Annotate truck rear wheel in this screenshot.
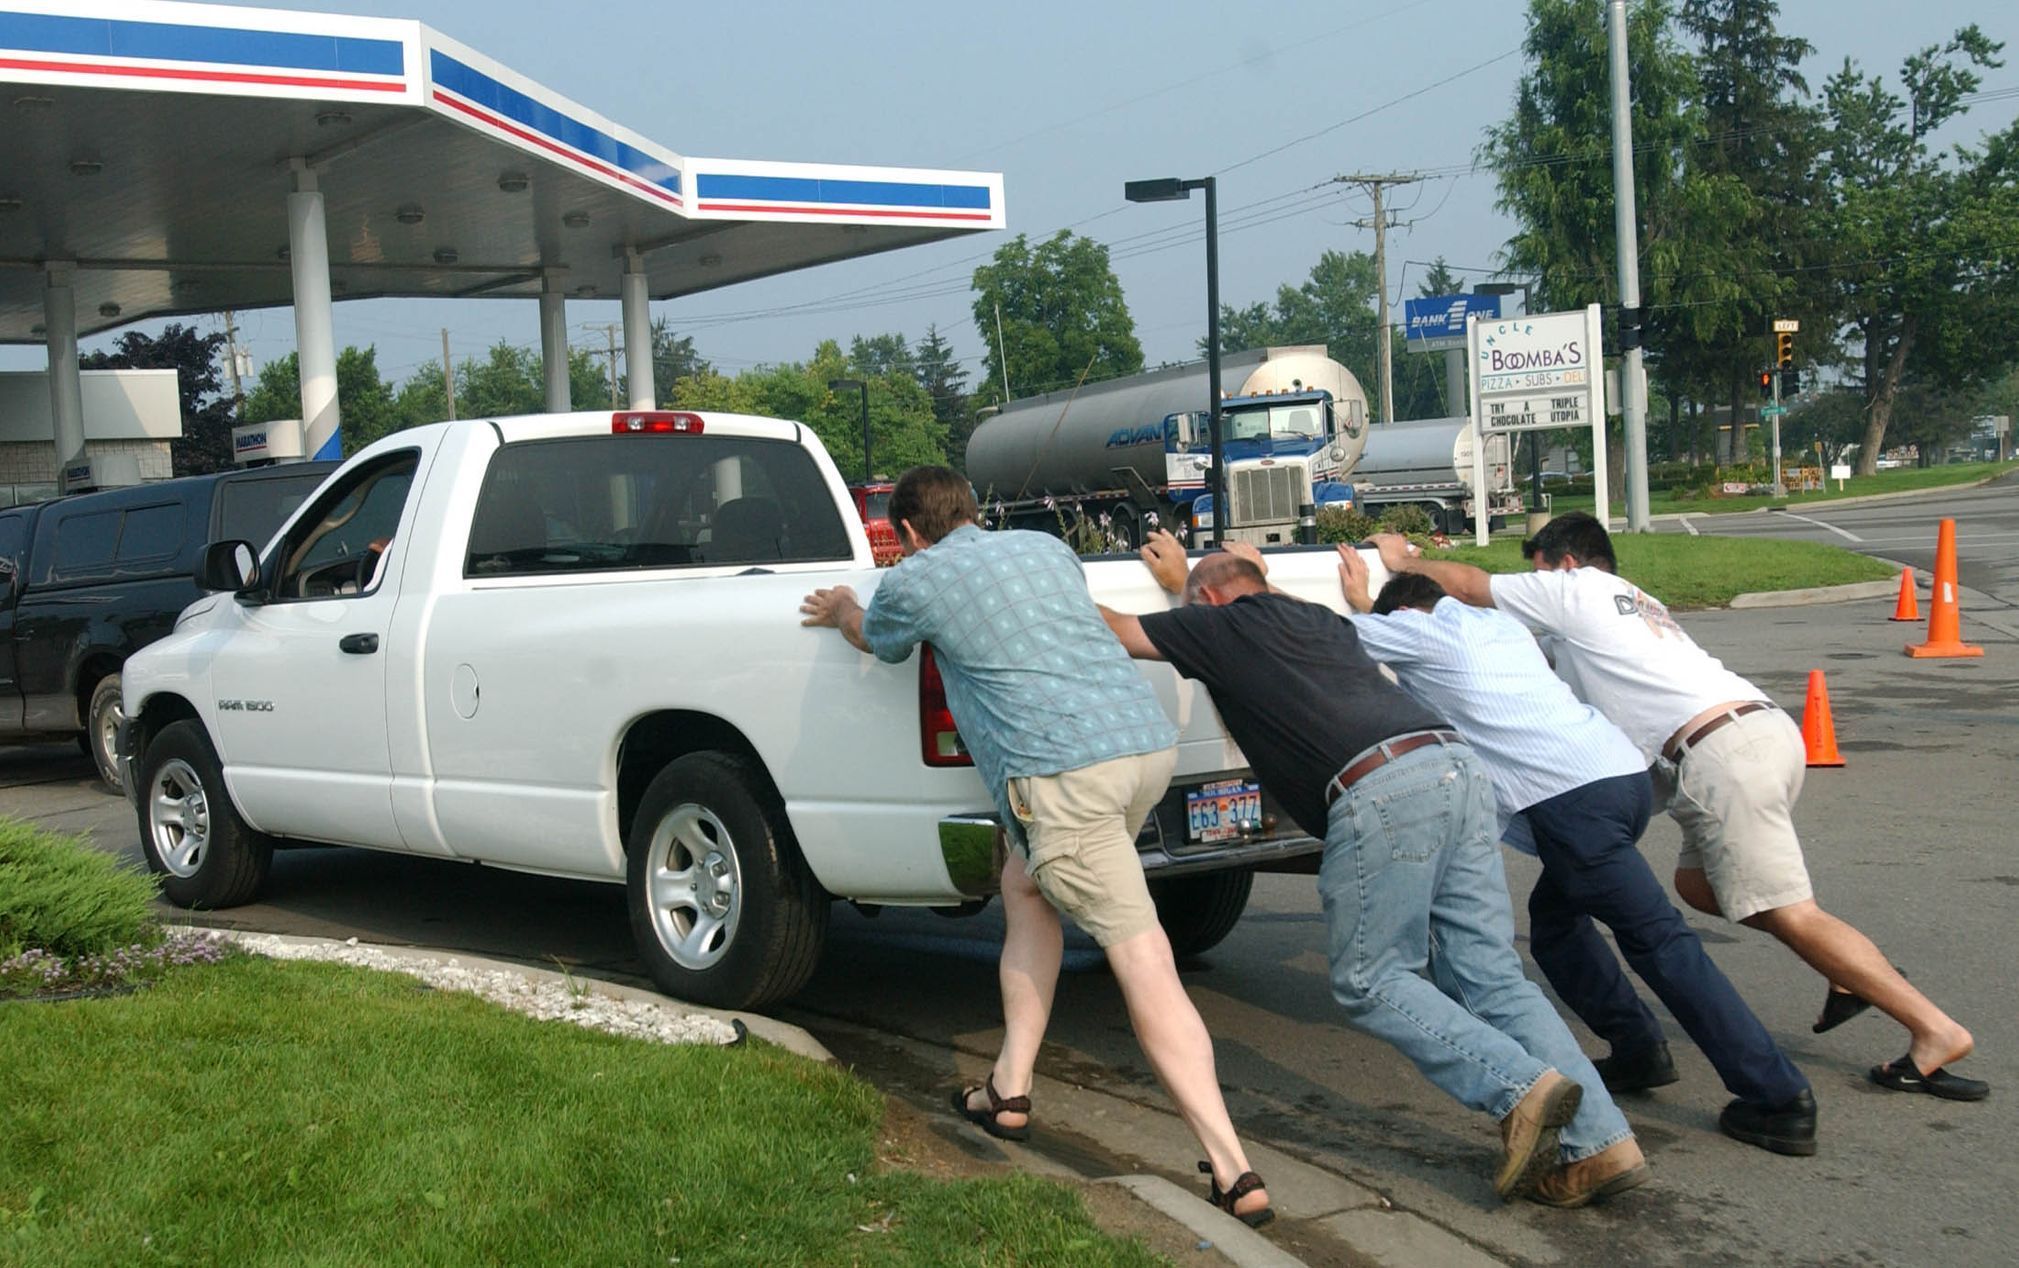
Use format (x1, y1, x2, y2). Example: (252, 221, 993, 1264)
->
(86, 673, 126, 795)
(1149, 869, 1254, 958)
(625, 752, 828, 1009)
(136, 720, 272, 908)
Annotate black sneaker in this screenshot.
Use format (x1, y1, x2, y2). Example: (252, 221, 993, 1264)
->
(1719, 1089, 1818, 1156)
(1594, 1041, 1679, 1093)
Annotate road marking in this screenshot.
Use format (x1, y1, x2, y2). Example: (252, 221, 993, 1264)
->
(1772, 509, 1863, 542)
(1680, 514, 1699, 537)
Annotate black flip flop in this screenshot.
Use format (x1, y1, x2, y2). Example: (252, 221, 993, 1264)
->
(1813, 988, 1871, 1033)
(952, 1074, 1032, 1141)
(1869, 1053, 1989, 1102)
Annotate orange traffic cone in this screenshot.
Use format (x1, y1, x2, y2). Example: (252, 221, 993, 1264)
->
(1801, 670, 1845, 767)
(1906, 518, 1983, 659)
(1889, 567, 1920, 622)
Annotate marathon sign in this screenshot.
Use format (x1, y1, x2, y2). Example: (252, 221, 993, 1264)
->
(232, 419, 306, 466)
(1403, 293, 1506, 351)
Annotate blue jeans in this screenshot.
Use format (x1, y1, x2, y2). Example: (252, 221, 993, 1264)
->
(1524, 771, 1810, 1107)
(1320, 742, 1632, 1161)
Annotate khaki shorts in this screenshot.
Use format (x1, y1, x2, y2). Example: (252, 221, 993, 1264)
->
(1007, 747, 1177, 947)
(1653, 708, 1813, 922)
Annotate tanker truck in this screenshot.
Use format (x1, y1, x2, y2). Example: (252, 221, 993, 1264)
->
(964, 346, 1369, 548)
(1352, 417, 1524, 534)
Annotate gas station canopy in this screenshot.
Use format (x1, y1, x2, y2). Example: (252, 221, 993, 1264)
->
(0, 0, 1005, 476)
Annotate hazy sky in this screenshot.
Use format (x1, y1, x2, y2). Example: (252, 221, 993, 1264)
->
(7, 0, 2013, 393)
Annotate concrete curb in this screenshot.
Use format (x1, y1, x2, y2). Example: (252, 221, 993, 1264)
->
(1100, 1176, 1306, 1268)
(1600, 468, 2014, 527)
(1727, 575, 1904, 609)
(193, 928, 834, 1063)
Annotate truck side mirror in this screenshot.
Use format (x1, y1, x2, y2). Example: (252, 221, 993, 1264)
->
(197, 540, 261, 594)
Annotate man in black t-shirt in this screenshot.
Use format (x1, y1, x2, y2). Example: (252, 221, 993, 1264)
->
(1097, 540, 1623, 1205)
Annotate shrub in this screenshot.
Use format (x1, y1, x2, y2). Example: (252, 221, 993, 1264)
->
(0, 819, 160, 959)
(1377, 504, 1437, 538)
(1315, 505, 1379, 544)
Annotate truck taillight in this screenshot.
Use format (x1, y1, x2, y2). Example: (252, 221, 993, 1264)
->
(919, 645, 970, 767)
(613, 411, 704, 434)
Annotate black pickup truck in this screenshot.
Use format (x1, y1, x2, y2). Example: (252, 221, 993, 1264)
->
(0, 462, 335, 791)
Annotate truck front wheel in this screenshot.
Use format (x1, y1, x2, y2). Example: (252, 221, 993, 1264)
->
(1149, 869, 1254, 958)
(625, 752, 828, 1009)
(135, 720, 272, 908)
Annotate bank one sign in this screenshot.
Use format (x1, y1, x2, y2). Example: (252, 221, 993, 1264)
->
(1465, 303, 1608, 543)
(1403, 293, 1506, 351)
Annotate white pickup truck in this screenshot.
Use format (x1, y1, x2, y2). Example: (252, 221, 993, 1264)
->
(117, 410, 1340, 1008)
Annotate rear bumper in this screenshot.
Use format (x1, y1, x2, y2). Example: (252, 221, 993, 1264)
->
(937, 768, 1321, 899)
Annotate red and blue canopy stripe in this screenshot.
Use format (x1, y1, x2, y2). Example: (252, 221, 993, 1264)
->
(0, 9, 404, 92)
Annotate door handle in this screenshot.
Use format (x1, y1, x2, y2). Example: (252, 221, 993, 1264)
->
(338, 633, 379, 655)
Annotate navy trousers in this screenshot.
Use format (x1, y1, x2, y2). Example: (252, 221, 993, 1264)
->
(1523, 770, 1810, 1107)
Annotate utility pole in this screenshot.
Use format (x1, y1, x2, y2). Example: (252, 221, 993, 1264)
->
(585, 322, 624, 408)
(1340, 172, 1422, 427)
(222, 309, 247, 416)
(1608, 0, 1651, 530)
(439, 328, 456, 421)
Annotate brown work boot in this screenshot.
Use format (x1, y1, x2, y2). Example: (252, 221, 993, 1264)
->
(1494, 1070, 1583, 1200)
(1530, 1137, 1650, 1209)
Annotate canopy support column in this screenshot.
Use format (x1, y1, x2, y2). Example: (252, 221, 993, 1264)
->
(622, 252, 654, 410)
(43, 264, 88, 492)
(288, 162, 342, 461)
(540, 273, 570, 413)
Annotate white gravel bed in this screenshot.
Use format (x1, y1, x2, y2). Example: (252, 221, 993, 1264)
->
(229, 933, 740, 1047)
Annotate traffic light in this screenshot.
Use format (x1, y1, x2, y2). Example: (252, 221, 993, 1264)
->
(1775, 330, 1795, 368)
(1758, 369, 1774, 399)
(1779, 366, 1798, 397)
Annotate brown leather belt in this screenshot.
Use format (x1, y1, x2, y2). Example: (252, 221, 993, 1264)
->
(1324, 729, 1466, 805)
(1663, 701, 1775, 765)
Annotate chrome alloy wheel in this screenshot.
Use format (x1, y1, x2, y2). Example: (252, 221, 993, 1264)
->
(95, 695, 125, 790)
(645, 804, 744, 970)
(148, 758, 211, 877)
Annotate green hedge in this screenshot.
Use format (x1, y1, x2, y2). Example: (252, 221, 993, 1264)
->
(0, 819, 159, 959)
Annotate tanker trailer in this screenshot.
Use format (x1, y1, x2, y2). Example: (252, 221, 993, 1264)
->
(964, 345, 1369, 549)
(1351, 417, 1524, 534)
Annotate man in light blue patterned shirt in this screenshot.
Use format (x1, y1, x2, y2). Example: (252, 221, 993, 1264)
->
(800, 466, 1274, 1226)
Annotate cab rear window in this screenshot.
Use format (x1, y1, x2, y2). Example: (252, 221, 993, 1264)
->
(466, 434, 852, 577)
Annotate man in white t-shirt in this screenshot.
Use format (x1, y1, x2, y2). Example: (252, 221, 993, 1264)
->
(1374, 512, 1987, 1143)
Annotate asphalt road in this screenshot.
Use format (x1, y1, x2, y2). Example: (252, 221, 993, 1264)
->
(1660, 471, 2019, 617)
(7, 478, 2015, 1267)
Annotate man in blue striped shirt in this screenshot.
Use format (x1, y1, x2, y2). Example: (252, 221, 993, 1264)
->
(1337, 548, 1813, 1182)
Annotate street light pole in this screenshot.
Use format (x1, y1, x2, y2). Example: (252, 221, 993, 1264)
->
(1126, 175, 1225, 545)
(1608, 0, 1651, 531)
(827, 377, 871, 480)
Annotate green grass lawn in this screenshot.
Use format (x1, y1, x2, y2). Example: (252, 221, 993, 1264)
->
(0, 957, 1163, 1267)
(1547, 458, 2017, 517)
(1438, 534, 1895, 609)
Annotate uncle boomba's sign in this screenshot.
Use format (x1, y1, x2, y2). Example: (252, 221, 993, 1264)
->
(1465, 303, 1610, 544)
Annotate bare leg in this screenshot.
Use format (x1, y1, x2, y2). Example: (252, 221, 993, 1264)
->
(967, 852, 1060, 1131)
(1104, 923, 1270, 1221)
(1742, 899, 1974, 1072)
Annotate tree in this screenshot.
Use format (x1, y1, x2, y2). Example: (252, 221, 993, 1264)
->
(912, 324, 975, 468)
(240, 347, 402, 453)
(647, 318, 708, 407)
(1819, 26, 2012, 472)
(80, 323, 234, 474)
(847, 333, 915, 381)
(668, 339, 947, 480)
(1484, 0, 1752, 496)
(1675, 0, 1826, 426)
(1415, 258, 1466, 299)
(971, 231, 1142, 405)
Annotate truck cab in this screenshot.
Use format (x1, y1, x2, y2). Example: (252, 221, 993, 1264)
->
(1186, 387, 1365, 545)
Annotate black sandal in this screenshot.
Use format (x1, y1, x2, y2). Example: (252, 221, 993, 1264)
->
(1815, 966, 1903, 1033)
(1198, 1160, 1274, 1229)
(1870, 1053, 1989, 1102)
(952, 1074, 1032, 1141)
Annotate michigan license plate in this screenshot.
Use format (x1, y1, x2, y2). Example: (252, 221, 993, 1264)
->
(1186, 779, 1262, 844)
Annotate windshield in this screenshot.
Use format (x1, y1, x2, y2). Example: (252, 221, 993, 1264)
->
(861, 490, 891, 520)
(1223, 400, 1326, 444)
